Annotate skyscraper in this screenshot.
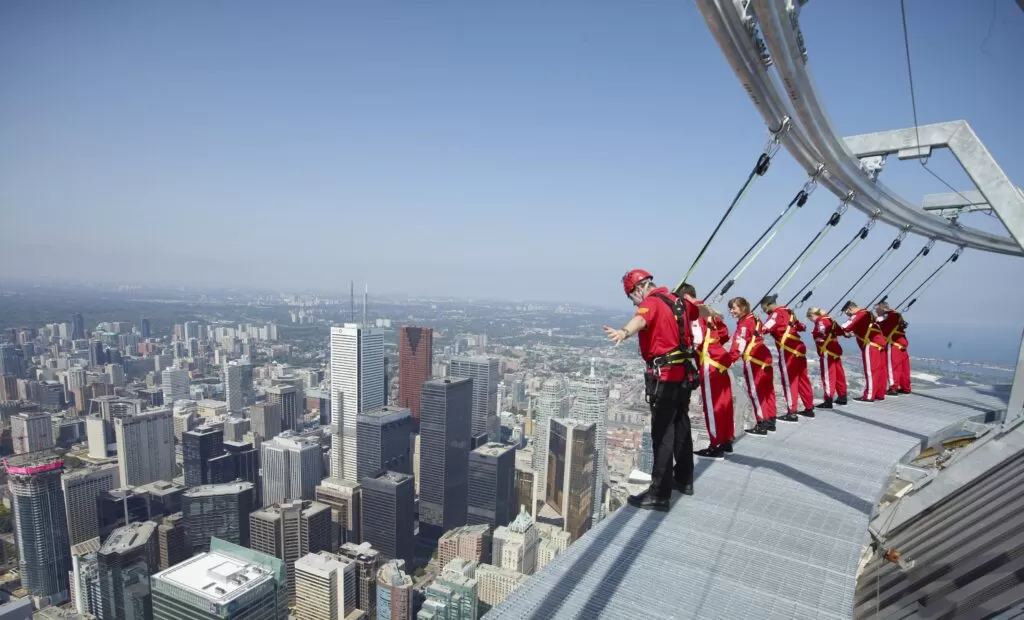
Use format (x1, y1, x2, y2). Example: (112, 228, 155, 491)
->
(62, 463, 120, 546)
(96, 520, 159, 620)
(532, 377, 569, 510)
(160, 367, 189, 404)
(223, 361, 243, 413)
(338, 542, 381, 617)
(249, 500, 332, 602)
(491, 507, 539, 576)
(356, 406, 413, 483)
(467, 443, 516, 529)
(397, 326, 433, 421)
(266, 385, 300, 432)
(6, 451, 73, 607)
(376, 560, 414, 620)
(183, 426, 224, 487)
(260, 432, 323, 506)
(573, 361, 609, 523)
(182, 482, 255, 552)
(11, 411, 55, 454)
(448, 357, 500, 443)
(329, 323, 385, 482)
(89, 340, 106, 368)
(419, 378, 472, 541)
(361, 472, 415, 568)
(250, 402, 282, 441)
(115, 407, 175, 488)
(546, 418, 596, 543)
(294, 551, 357, 620)
(420, 558, 479, 620)
(140, 317, 151, 339)
(72, 313, 85, 341)
(315, 478, 362, 550)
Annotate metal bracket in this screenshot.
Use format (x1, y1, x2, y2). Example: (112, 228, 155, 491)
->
(859, 155, 886, 182)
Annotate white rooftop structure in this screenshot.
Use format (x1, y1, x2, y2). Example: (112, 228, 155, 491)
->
(154, 549, 274, 604)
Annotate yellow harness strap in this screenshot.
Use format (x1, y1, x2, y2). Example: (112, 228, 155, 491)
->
(699, 328, 729, 373)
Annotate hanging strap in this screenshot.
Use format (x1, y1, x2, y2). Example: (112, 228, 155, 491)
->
(828, 229, 909, 315)
(897, 247, 963, 312)
(787, 216, 875, 308)
(869, 240, 935, 306)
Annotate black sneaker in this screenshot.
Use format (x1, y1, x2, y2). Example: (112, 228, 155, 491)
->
(745, 424, 768, 438)
(835, 396, 848, 405)
(721, 441, 734, 453)
(817, 400, 833, 409)
(765, 419, 777, 432)
(853, 397, 874, 403)
(628, 490, 670, 511)
(672, 481, 694, 495)
(799, 408, 816, 418)
(694, 446, 725, 460)
(898, 389, 911, 395)
(887, 389, 900, 397)
(778, 413, 800, 423)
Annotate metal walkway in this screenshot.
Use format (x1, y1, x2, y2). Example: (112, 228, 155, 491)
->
(484, 384, 1009, 620)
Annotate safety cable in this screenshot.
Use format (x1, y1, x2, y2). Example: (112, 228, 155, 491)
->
(675, 121, 788, 295)
(897, 247, 963, 312)
(760, 195, 852, 302)
(828, 229, 909, 315)
(786, 217, 874, 308)
(705, 168, 822, 302)
(869, 239, 935, 306)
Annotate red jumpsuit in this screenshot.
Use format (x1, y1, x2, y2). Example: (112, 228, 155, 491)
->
(811, 315, 848, 401)
(728, 313, 776, 423)
(762, 306, 815, 413)
(877, 310, 911, 393)
(695, 316, 735, 448)
(841, 309, 888, 401)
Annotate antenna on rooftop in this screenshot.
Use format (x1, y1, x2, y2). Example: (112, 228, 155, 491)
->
(350, 281, 355, 323)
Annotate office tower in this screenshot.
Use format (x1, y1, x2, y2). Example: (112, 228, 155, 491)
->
(250, 402, 283, 440)
(63, 463, 120, 545)
(0, 343, 22, 378)
(90, 340, 106, 368)
(140, 318, 151, 339)
(361, 472, 414, 567)
(491, 507, 539, 576)
(397, 326, 433, 421)
(72, 313, 86, 340)
(329, 323, 385, 482)
(532, 377, 569, 506)
(419, 378, 472, 541)
(637, 429, 654, 474)
(96, 521, 159, 620)
(546, 418, 596, 543)
(150, 538, 287, 620)
(172, 407, 196, 444)
(69, 365, 88, 392)
(249, 501, 332, 602)
(157, 513, 190, 570)
(115, 407, 175, 487)
(224, 416, 250, 442)
(106, 363, 125, 387)
(182, 482, 255, 552)
(437, 524, 492, 569)
(71, 539, 102, 616)
(136, 480, 186, 517)
(183, 426, 225, 487)
(97, 488, 150, 542)
(223, 361, 243, 413)
(315, 478, 362, 549)
(356, 406, 413, 482)
(514, 468, 534, 518)
(377, 560, 413, 620)
(338, 542, 381, 617)
(259, 432, 323, 506)
(475, 564, 528, 613)
(536, 528, 571, 572)
(239, 362, 255, 406)
(160, 367, 189, 404)
(11, 411, 55, 454)
(294, 551, 357, 620)
(467, 443, 516, 529)
(419, 558, 478, 620)
(217, 441, 260, 502)
(6, 451, 73, 607)
(266, 385, 300, 432)
(183, 321, 200, 341)
(574, 362, 609, 523)
(448, 357, 500, 443)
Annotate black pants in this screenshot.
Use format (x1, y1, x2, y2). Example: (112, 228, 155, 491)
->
(648, 379, 694, 499)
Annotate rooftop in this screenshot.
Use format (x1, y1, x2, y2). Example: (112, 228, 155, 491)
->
(358, 405, 412, 421)
(295, 552, 350, 579)
(183, 481, 254, 497)
(484, 384, 1010, 619)
(472, 442, 515, 457)
(153, 549, 274, 603)
(100, 521, 157, 555)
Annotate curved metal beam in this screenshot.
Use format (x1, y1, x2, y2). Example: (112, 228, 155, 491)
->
(751, 0, 1022, 256)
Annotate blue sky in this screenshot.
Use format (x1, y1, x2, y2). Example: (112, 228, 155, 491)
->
(1, 1, 1022, 329)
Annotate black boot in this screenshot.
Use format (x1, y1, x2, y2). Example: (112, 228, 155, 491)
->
(694, 445, 725, 460)
(817, 399, 833, 409)
(721, 440, 734, 453)
(779, 413, 800, 423)
(765, 419, 777, 432)
(628, 489, 670, 511)
(745, 423, 767, 438)
(799, 408, 816, 418)
(835, 395, 848, 405)
(673, 480, 694, 495)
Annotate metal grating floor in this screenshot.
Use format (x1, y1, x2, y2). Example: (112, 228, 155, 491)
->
(484, 384, 1009, 620)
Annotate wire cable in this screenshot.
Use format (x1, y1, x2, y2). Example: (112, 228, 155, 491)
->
(761, 197, 851, 302)
(869, 239, 935, 306)
(828, 230, 909, 315)
(786, 218, 874, 308)
(897, 247, 963, 311)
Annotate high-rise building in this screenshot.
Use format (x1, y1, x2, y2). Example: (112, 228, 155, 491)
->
(96, 520, 159, 620)
(183, 321, 200, 341)
(62, 463, 120, 546)
(157, 513, 190, 570)
(397, 326, 433, 421)
(532, 377, 569, 509)
(182, 482, 255, 552)
(72, 313, 86, 341)
(183, 426, 224, 487)
(361, 472, 415, 567)
(223, 416, 250, 442)
(356, 406, 413, 483)
(96, 488, 150, 542)
(637, 428, 654, 474)
(6, 451, 73, 607)
(223, 361, 243, 413)
(338, 542, 381, 617)
(150, 538, 287, 620)
(437, 524, 492, 569)
(115, 407, 175, 487)
(467, 443, 516, 529)
(89, 340, 106, 368)
(216, 440, 260, 501)
(419, 378, 472, 541)
(475, 564, 528, 613)
(448, 357, 500, 443)
(266, 385, 300, 432)
(294, 551, 357, 620)
(545, 418, 596, 543)
(11, 411, 55, 454)
(376, 560, 413, 620)
(160, 367, 189, 405)
(315, 478, 362, 549)
(419, 558, 479, 620)
(250, 402, 283, 441)
(491, 507, 539, 576)
(329, 324, 385, 483)
(573, 361, 609, 523)
(259, 432, 323, 506)
(140, 318, 151, 339)
(249, 501, 332, 602)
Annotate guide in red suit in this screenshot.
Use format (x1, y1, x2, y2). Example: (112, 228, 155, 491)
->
(806, 307, 848, 408)
(678, 284, 735, 460)
(875, 301, 912, 395)
(727, 296, 777, 437)
(759, 296, 815, 421)
(840, 300, 889, 402)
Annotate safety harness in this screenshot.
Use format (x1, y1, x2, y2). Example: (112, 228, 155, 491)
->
(775, 307, 806, 358)
(644, 293, 700, 401)
(817, 318, 842, 359)
(740, 316, 771, 369)
(856, 312, 886, 350)
(698, 321, 729, 374)
(884, 313, 908, 351)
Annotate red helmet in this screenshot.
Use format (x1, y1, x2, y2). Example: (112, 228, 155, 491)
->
(622, 269, 653, 296)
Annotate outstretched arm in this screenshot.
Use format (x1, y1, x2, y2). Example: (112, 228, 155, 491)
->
(603, 315, 647, 346)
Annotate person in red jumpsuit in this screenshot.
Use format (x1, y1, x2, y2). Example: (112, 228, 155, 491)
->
(678, 284, 735, 460)
(875, 301, 911, 395)
(727, 296, 777, 437)
(806, 307, 848, 408)
(604, 269, 710, 511)
(840, 300, 888, 401)
(759, 296, 815, 421)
